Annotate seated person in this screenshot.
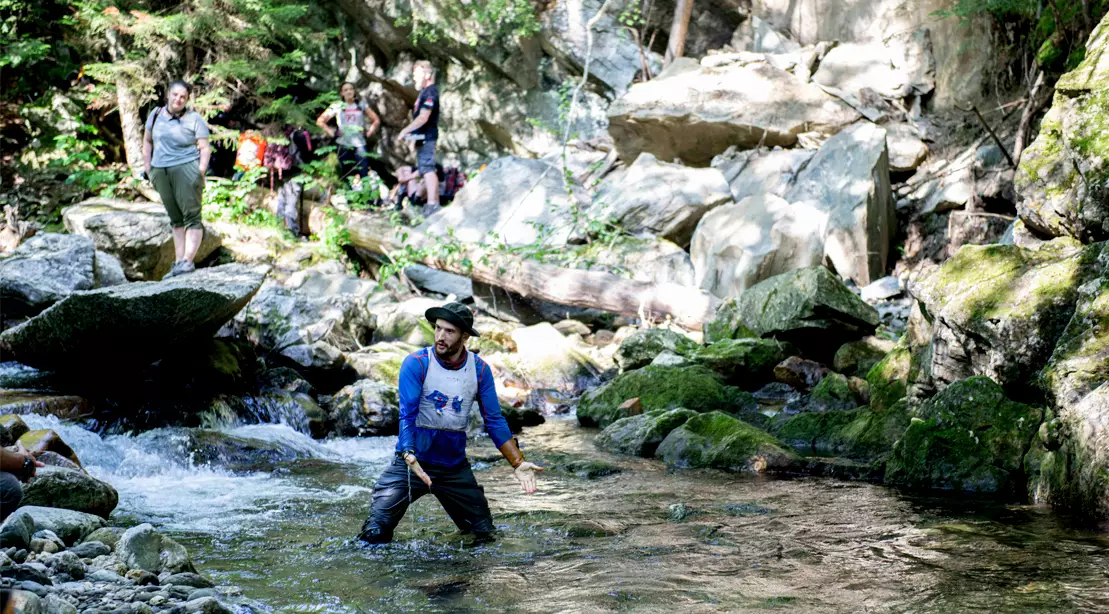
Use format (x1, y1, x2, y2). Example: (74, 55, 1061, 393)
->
(388, 165, 428, 210)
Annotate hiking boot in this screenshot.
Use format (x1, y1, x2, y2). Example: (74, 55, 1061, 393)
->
(162, 260, 186, 279)
(177, 260, 196, 275)
(423, 202, 441, 217)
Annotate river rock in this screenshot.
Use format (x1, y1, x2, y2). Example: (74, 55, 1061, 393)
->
(909, 241, 1104, 392)
(182, 596, 234, 614)
(16, 430, 80, 467)
(0, 263, 268, 371)
(0, 394, 91, 423)
(20, 467, 118, 519)
(422, 156, 583, 248)
(82, 527, 123, 550)
(799, 372, 859, 413)
(5, 590, 42, 614)
(773, 356, 829, 390)
(43, 594, 76, 614)
(886, 376, 1042, 494)
(0, 512, 35, 550)
(69, 540, 111, 558)
(402, 264, 473, 300)
(41, 551, 84, 580)
(834, 336, 898, 376)
(783, 121, 894, 286)
(325, 380, 399, 437)
(772, 404, 910, 460)
(0, 233, 95, 318)
(711, 148, 815, 204)
(614, 328, 698, 371)
(576, 365, 756, 429)
(595, 408, 699, 457)
(497, 323, 604, 394)
(1015, 16, 1109, 244)
(885, 123, 930, 172)
(137, 429, 311, 472)
(370, 298, 438, 345)
(117, 524, 195, 574)
(5, 507, 104, 546)
(92, 249, 128, 288)
(62, 198, 222, 280)
(590, 153, 732, 247)
(691, 194, 826, 297)
(163, 572, 214, 589)
(1, 414, 30, 441)
(344, 341, 415, 387)
(607, 56, 859, 166)
(688, 338, 790, 389)
(704, 266, 879, 357)
(656, 411, 797, 472)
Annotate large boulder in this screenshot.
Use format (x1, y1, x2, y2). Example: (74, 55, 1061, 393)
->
(783, 121, 894, 286)
(576, 365, 756, 428)
(595, 408, 699, 457)
(1015, 16, 1109, 244)
(20, 467, 118, 519)
(614, 328, 698, 372)
(834, 336, 898, 377)
(63, 199, 221, 280)
(656, 411, 798, 471)
(590, 153, 732, 247)
(0, 233, 95, 318)
(0, 512, 34, 550)
(688, 338, 790, 389)
(17, 429, 80, 467)
(577, 237, 697, 287)
(499, 323, 604, 394)
(607, 57, 859, 166)
(711, 147, 815, 204)
(812, 40, 934, 99)
(116, 523, 195, 574)
(4, 506, 105, 546)
(369, 298, 439, 345)
(422, 157, 582, 248)
(909, 241, 1104, 393)
(704, 266, 879, 357)
(691, 194, 826, 298)
(325, 380, 399, 437)
(772, 404, 910, 460)
(0, 263, 268, 371)
(885, 376, 1043, 494)
(344, 342, 416, 387)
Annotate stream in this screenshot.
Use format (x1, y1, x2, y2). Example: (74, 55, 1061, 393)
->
(18, 413, 1109, 614)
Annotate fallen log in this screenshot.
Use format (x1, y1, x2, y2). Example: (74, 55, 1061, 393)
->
(337, 212, 720, 331)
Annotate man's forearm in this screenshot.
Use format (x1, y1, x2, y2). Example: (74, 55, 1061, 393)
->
(399, 116, 427, 136)
(498, 438, 524, 468)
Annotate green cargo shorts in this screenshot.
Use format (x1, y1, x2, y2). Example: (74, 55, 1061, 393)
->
(150, 159, 204, 229)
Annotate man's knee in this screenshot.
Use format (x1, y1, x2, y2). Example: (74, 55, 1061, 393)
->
(0, 472, 23, 522)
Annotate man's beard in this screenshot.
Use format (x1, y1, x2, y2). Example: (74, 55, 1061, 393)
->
(434, 337, 464, 360)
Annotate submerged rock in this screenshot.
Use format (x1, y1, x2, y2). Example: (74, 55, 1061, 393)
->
(656, 411, 797, 472)
(704, 266, 879, 357)
(595, 408, 698, 457)
(576, 365, 755, 429)
(0, 233, 95, 318)
(21, 467, 118, 519)
(614, 328, 698, 372)
(0, 263, 268, 371)
(63, 198, 221, 280)
(885, 376, 1043, 494)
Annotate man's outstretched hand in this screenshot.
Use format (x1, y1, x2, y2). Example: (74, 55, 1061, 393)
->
(513, 462, 543, 494)
(403, 452, 433, 487)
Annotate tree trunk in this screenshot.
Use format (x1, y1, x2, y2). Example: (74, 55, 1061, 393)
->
(105, 29, 145, 180)
(664, 0, 694, 65)
(334, 213, 720, 330)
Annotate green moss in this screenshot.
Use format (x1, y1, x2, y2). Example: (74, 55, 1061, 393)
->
(576, 365, 755, 429)
(1041, 276, 1109, 403)
(615, 328, 699, 371)
(656, 411, 798, 471)
(884, 376, 1043, 494)
(688, 338, 789, 389)
(808, 373, 855, 412)
(772, 402, 910, 460)
(834, 337, 896, 377)
(703, 298, 759, 344)
(595, 408, 699, 457)
(866, 340, 910, 413)
(0, 414, 30, 441)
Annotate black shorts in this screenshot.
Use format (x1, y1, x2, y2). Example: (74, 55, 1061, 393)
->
(417, 139, 437, 176)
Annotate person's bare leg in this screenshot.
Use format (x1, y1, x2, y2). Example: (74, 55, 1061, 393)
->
(172, 228, 187, 261)
(184, 228, 204, 262)
(424, 171, 440, 211)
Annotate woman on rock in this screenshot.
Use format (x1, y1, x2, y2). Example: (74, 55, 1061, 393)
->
(143, 80, 211, 279)
(316, 81, 380, 188)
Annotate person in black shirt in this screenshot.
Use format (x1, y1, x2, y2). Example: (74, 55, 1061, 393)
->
(397, 60, 442, 215)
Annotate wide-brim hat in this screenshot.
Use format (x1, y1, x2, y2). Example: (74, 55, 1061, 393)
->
(425, 302, 480, 337)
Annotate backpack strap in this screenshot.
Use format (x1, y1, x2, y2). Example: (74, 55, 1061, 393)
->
(149, 106, 163, 129)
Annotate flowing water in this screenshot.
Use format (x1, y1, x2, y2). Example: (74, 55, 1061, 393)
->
(19, 414, 1109, 614)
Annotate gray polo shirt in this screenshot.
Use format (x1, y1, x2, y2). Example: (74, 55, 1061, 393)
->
(146, 107, 210, 168)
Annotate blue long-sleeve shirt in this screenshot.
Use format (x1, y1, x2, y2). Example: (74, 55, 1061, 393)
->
(395, 349, 513, 467)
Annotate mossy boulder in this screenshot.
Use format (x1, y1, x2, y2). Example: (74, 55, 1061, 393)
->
(885, 376, 1043, 494)
(344, 342, 416, 387)
(774, 402, 911, 460)
(1041, 274, 1109, 408)
(867, 339, 911, 412)
(18, 429, 81, 467)
(688, 338, 790, 389)
(656, 411, 798, 472)
(834, 336, 897, 377)
(576, 365, 756, 429)
(325, 380, 399, 437)
(911, 241, 1104, 392)
(1015, 15, 1109, 244)
(0, 414, 30, 441)
(595, 408, 699, 457)
(614, 328, 698, 371)
(703, 266, 879, 358)
(21, 467, 119, 519)
(805, 373, 857, 412)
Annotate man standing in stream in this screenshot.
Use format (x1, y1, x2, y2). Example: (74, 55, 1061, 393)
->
(357, 302, 543, 545)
